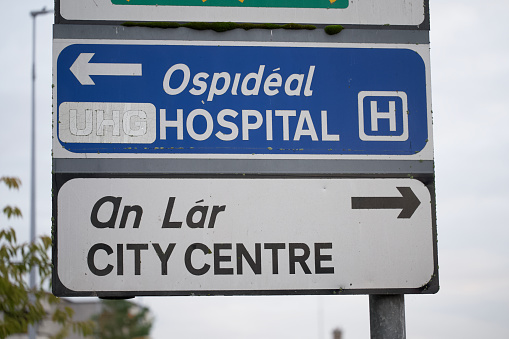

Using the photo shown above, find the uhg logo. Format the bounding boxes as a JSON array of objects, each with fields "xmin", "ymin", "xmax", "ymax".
[
  {"xmin": 58, "ymin": 102, "xmax": 157, "ymax": 144},
  {"xmin": 358, "ymin": 91, "xmax": 409, "ymax": 141}
]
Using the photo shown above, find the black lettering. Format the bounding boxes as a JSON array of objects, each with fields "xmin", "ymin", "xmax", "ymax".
[
  {"xmin": 161, "ymin": 197, "xmax": 182, "ymax": 228},
  {"xmin": 90, "ymin": 196, "xmax": 121, "ymax": 229},
  {"xmin": 289, "ymin": 243, "xmax": 311, "ymax": 274},
  {"xmin": 315, "ymin": 243, "xmax": 334, "ymax": 274},
  {"xmin": 214, "ymin": 243, "xmax": 233, "ymax": 275},
  {"xmin": 186, "ymin": 205, "xmax": 208, "ymax": 228},
  {"xmin": 126, "ymin": 243, "xmax": 148, "ymax": 275},
  {"xmin": 185, "ymin": 243, "xmax": 211, "ymax": 276},
  {"xmin": 264, "ymin": 243, "xmax": 285, "ymax": 274},
  {"xmin": 153, "ymin": 243, "xmax": 176, "ymax": 275},
  {"xmin": 236, "ymin": 243, "xmax": 261, "ymax": 275},
  {"xmin": 119, "ymin": 205, "xmax": 143, "ymax": 228},
  {"xmin": 87, "ymin": 243, "xmax": 113, "ymax": 276},
  {"xmin": 117, "ymin": 244, "xmax": 123, "ymax": 275},
  {"xmin": 208, "ymin": 205, "xmax": 226, "ymax": 228}
]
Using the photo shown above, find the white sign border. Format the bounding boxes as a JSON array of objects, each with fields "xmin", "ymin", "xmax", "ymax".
[
  {"xmin": 53, "ymin": 39, "xmax": 434, "ymax": 161},
  {"xmin": 59, "ymin": 0, "xmax": 426, "ymax": 26},
  {"xmin": 54, "ymin": 177, "xmax": 437, "ymax": 296}
]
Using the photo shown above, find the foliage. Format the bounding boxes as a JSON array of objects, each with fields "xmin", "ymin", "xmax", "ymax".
[
  {"xmin": 122, "ymin": 21, "xmax": 316, "ymax": 32},
  {"xmin": 0, "ymin": 176, "xmax": 94, "ymax": 339},
  {"xmin": 92, "ymin": 299, "xmax": 153, "ymax": 339},
  {"xmin": 324, "ymin": 25, "xmax": 344, "ymax": 35}
]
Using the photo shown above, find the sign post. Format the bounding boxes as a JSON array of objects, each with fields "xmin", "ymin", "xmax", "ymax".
[{"xmin": 370, "ymin": 295, "xmax": 406, "ymax": 339}]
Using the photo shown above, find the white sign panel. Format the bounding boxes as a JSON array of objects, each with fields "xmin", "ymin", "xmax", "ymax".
[
  {"xmin": 54, "ymin": 178, "xmax": 435, "ymax": 296},
  {"xmin": 59, "ymin": 0, "xmax": 426, "ymax": 26}
]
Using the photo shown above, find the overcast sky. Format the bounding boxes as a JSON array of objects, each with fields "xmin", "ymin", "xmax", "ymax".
[{"xmin": 1, "ymin": 0, "xmax": 509, "ymax": 338}]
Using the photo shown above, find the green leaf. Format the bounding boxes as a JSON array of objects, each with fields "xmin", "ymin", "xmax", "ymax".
[
  {"xmin": 1, "ymin": 178, "xmax": 97, "ymax": 339},
  {"xmin": 3, "ymin": 206, "xmax": 22, "ymax": 219},
  {"xmin": 0, "ymin": 176, "xmax": 21, "ymax": 190}
]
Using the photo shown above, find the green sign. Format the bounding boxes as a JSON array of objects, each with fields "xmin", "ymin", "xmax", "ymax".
[{"xmin": 110, "ymin": 0, "xmax": 349, "ymax": 9}]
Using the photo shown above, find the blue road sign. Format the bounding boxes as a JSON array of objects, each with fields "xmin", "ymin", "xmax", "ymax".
[{"xmin": 55, "ymin": 42, "xmax": 429, "ymax": 156}]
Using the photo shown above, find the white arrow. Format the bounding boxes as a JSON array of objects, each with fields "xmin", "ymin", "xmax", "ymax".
[{"xmin": 70, "ymin": 53, "xmax": 142, "ymax": 85}]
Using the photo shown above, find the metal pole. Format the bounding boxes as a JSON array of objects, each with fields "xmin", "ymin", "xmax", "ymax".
[
  {"xmin": 28, "ymin": 11, "xmax": 37, "ymax": 339},
  {"xmin": 29, "ymin": 7, "xmax": 52, "ymax": 339},
  {"xmin": 369, "ymin": 294, "xmax": 406, "ymax": 339},
  {"xmin": 317, "ymin": 296, "xmax": 323, "ymax": 339}
]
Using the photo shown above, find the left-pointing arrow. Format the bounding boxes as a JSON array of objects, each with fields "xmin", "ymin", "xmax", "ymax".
[{"xmin": 70, "ymin": 53, "xmax": 142, "ymax": 85}]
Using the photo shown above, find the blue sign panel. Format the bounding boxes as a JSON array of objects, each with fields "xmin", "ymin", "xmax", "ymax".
[{"xmin": 56, "ymin": 43, "xmax": 428, "ymax": 155}]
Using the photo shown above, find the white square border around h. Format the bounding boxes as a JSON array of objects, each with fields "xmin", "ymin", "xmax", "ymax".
[{"xmin": 358, "ymin": 91, "xmax": 409, "ymax": 141}]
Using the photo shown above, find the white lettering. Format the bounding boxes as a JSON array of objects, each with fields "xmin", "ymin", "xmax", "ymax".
[
  {"xmin": 284, "ymin": 74, "xmax": 304, "ymax": 96},
  {"xmin": 264, "ymin": 73, "xmax": 282, "ymax": 96},
  {"xmin": 304, "ymin": 66, "xmax": 315, "ymax": 97},
  {"xmin": 123, "ymin": 110, "xmax": 147, "ymax": 136},
  {"xmin": 294, "ymin": 110, "xmax": 318, "ymax": 141},
  {"xmin": 97, "ymin": 110, "xmax": 120, "ymax": 136},
  {"xmin": 241, "ymin": 65, "xmax": 265, "ymax": 96},
  {"xmin": 59, "ymin": 102, "xmax": 156, "ymax": 144},
  {"xmin": 208, "ymin": 72, "xmax": 231, "ymax": 102},
  {"xmin": 242, "ymin": 110, "xmax": 263, "ymax": 141},
  {"xmin": 161, "ymin": 64, "xmax": 316, "ymax": 101},
  {"xmin": 371, "ymin": 101, "xmax": 397, "ymax": 131},
  {"xmin": 231, "ymin": 74, "xmax": 241, "ymax": 95},
  {"xmin": 321, "ymin": 110, "xmax": 340, "ymax": 141},
  {"xmin": 156, "ymin": 108, "xmax": 340, "ymax": 143},
  {"xmin": 189, "ymin": 72, "xmax": 209, "ymax": 96},
  {"xmin": 160, "ymin": 108, "xmax": 183, "ymax": 140},
  {"xmin": 69, "ymin": 109, "xmax": 92, "ymax": 136},
  {"xmin": 163, "ymin": 63, "xmax": 190, "ymax": 95},
  {"xmin": 216, "ymin": 109, "xmax": 239, "ymax": 141},
  {"xmin": 275, "ymin": 110, "xmax": 296, "ymax": 141},
  {"xmin": 187, "ymin": 109, "xmax": 213, "ymax": 141},
  {"xmin": 266, "ymin": 110, "xmax": 273, "ymax": 141}
]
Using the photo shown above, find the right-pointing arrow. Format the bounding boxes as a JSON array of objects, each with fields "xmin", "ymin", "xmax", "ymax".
[{"xmin": 351, "ymin": 186, "xmax": 421, "ymax": 219}]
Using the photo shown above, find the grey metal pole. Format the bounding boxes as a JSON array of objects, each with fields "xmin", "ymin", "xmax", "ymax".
[
  {"xmin": 29, "ymin": 7, "xmax": 52, "ymax": 339},
  {"xmin": 29, "ymin": 10, "xmax": 36, "ymax": 339},
  {"xmin": 369, "ymin": 294, "xmax": 406, "ymax": 339}
]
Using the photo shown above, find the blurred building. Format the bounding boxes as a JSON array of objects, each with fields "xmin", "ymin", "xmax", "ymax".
[
  {"xmin": 7, "ymin": 298, "xmax": 101, "ymax": 339},
  {"xmin": 332, "ymin": 328, "xmax": 343, "ymax": 339}
]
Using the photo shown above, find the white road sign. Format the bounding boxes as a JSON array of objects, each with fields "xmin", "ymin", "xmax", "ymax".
[
  {"xmin": 54, "ymin": 177, "xmax": 436, "ymax": 296},
  {"xmin": 58, "ymin": 0, "xmax": 427, "ymax": 26}
]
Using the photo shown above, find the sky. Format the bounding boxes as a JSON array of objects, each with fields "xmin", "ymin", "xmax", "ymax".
[{"xmin": 1, "ymin": 0, "xmax": 509, "ymax": 338}]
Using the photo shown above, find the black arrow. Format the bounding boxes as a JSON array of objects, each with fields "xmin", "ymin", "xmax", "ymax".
[{"xmin": 351, "ymin": 187, "xmax": 421, "ymax": 219}]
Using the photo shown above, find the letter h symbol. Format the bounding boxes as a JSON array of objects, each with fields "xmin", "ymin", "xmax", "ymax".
[
  {"xmin": 371, "ymin": 100, "xmax": 396, "ymax": 132},
  {"xmin": 358, "ymin": 91, "xmax": 409, "ymax": 141}
]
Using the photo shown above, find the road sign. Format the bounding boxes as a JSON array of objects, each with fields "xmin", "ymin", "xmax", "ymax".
[
  {"xmin": 57, "ymin": 0, "xmax": 427, "ymax": 26},
  {"xmin": 53, "ymin": 177, "xmax": 436, "ymax": 296},
  {"xmin": 53, "ymin": 40, "xmax": 432, "ymax": 159}
]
